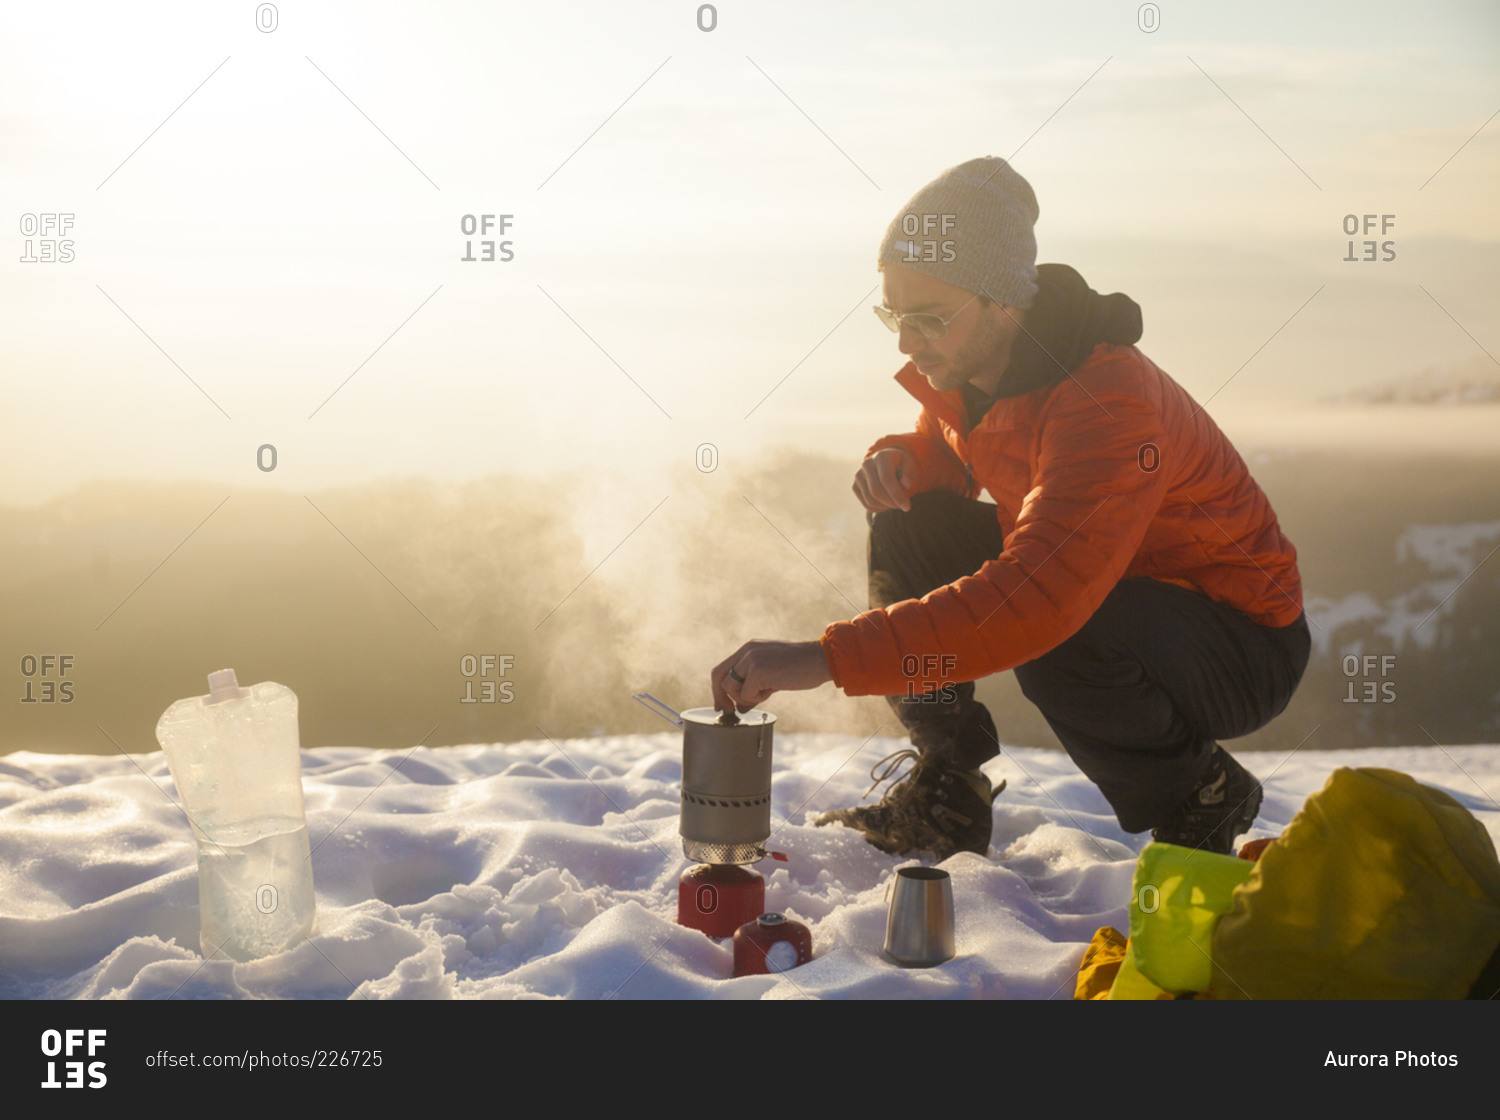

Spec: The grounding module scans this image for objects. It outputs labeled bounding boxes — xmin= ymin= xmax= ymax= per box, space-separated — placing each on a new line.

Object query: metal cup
xmin=883 ymin=867 xmax=955 ymax=967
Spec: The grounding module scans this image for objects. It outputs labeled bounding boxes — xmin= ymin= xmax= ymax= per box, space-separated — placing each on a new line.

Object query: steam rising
xmin=4 ymin=447 xmax=1496 ymax=757
xmin=2 ymin=450 xmax=890 ymax=756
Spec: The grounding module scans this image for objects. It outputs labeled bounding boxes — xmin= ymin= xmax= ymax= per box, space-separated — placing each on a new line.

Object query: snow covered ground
xmin=1306 ymin=518 xmax=1500 ymax=656
xmin=2 ymin=733 xmax=1497 ymax=1000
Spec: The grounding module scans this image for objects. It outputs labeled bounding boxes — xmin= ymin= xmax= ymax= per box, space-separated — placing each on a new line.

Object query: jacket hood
xmin=960 ymin=262 xmax=1143 ymax=418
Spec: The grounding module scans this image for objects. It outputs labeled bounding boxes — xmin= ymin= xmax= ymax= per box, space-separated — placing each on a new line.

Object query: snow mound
xmin=1 ymin=735 xmax=1496 ymax=999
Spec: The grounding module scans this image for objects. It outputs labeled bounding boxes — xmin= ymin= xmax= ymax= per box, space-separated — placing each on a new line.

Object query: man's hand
xmin=711 ymin=639 xmax=833 ymax=715
xmin=853 ymin=448 xmax=915 ymax=513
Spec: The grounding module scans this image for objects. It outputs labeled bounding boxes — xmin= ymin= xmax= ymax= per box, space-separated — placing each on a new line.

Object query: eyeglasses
xmin=873 ymin=291 xmax=980 ymax=340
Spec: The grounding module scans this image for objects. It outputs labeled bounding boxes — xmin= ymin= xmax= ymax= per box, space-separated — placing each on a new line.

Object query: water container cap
xmin=205 ymin=668 xmax=250 ymax=704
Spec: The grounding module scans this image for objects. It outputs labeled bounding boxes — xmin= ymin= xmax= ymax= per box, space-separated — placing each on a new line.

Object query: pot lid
xmin=681 ymin=707 xmax=775 ymax=727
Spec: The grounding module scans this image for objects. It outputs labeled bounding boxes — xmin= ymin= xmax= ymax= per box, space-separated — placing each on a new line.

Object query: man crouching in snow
xmin=710 ymin=156 xmax=1311 ymax=862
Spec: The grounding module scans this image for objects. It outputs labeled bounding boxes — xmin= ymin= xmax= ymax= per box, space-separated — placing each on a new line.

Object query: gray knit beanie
xmin=877 ymin=156 xmax=1039 ymax=309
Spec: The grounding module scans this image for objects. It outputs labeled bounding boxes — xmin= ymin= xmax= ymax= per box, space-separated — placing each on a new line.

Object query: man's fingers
xmin=710 ymin=673 xmax=732 ymax=714
xmin=874 ymin=453 xmax=910 ymax=511
xmin=710 ymin=645 xmax=749 ymax=713
xmin=710 ymin=638 xmax=829 ymax=715
xmin=714 ymin=648 xmax=771 ymax=712
xmin=732 ymin=662 xmax=773 ymax=711
xmin=854 ymin=458 xmax=905 ymax=512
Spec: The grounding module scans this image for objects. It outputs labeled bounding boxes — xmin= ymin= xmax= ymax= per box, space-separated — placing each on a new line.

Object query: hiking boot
xmin=885 ymin=681 xmax=996 ymax=770
xmin=814 ymin=749 xmax=1006 ymax=861
xmin=1150 ymin=745 xmax=1263 ymax=855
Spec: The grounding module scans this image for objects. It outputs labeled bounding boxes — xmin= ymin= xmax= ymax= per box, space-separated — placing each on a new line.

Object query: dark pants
xmin=869 ymin=490 xmax=1311 ymax=833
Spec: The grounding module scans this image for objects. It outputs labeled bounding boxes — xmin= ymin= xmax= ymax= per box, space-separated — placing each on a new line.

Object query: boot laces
xmin=861 ymin=749 xmax=926 ymax=800
xmin=861 ymin=749 xmax=978 ymax=833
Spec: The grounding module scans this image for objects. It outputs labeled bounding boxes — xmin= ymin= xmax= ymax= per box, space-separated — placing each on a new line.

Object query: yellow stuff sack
xmin=1211 ymin=767 xmax=1500 ymax=999
xmin=1075 ymin=926 xmax=1128 ymax=1000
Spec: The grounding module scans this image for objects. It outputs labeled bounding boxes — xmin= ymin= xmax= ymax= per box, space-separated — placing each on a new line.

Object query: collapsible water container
xmin=155 ymin=669 xmax=316 ymax=961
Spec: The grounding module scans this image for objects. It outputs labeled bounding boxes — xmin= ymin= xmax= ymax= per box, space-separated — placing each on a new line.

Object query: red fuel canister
xmin=733 ymin=912 xmax=813 ymax=977
xmin=677 ymin=862 xmax=765 ymax=938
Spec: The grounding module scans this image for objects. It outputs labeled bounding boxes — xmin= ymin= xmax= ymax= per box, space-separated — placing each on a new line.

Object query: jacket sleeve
xmin=863 ymin=405 xmax=972 ymax=498
xmin=821 ymin=383 xmax=1170 ymax=696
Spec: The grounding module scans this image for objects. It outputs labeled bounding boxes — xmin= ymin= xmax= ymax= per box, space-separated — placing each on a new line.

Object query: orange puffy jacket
xmin=819 ymin=302 xmax=1302 ymax=698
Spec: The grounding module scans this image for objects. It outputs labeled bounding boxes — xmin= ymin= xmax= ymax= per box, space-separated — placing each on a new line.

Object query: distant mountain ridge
xmin=1321 ymin=356 xmax=1500 ymax=406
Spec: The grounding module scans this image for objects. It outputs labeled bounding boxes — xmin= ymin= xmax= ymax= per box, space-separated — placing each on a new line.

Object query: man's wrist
xmin=814 ymin=632 xmax=841 ymax=690
xmin=806 ymin=638 xmax=833 ymax=686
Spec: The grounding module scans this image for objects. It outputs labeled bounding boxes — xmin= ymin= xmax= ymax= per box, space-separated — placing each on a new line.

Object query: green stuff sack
xmin=1211 ymin=768 xmax=1500 ymax=1000
xmin=1109 ymin=843 xmax=1254 ymax=999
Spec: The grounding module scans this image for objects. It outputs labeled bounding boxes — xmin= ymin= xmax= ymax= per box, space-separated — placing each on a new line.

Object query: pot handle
xmin=631 ymin=692 xmax=684 ymax=729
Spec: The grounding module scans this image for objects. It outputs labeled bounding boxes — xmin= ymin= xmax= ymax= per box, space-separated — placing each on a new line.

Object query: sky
xmin=3 ymin=0 xmax=1498 ymax=508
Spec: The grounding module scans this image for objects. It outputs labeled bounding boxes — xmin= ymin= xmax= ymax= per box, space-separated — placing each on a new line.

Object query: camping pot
xmin=634 ymin=694 xmax=776 ymax=864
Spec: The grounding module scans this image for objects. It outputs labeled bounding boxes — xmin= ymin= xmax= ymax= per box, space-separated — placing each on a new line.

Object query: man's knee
xmin=1013 ymin=631 xmax=1114 ymax=718
xmin=867 ymin=490 xmax=1005 ymax=610
xmin=869 ymin=488 xmax=946 ymax=532
xmin=869 ymin=490 xmax=981 ymax=549
xmin=1013 ymin=656 xmax=1065 ymax=709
